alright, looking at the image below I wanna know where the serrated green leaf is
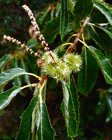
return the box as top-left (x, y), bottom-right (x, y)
top-left (0, 68), bottom-right (27, 86)
top-left (16, 97), bottom-right (37, 140)
top-left (36, 82), bottom-right (56, 140)
top-left (0, 54), bottom-right (12, 69)
top-left (90, 25), bottom-right (112, 60)
top-left (61, 76), bottom-right (79, 137)
top-left (69, 76), bottom-right (79, 126)
top-left (94, 1), bottom-right (112, 25)
top-left (36, 103), bottom-right (55, 140)
top-left (60, 0), bottom-right (68, 40)
top-left (87, 46), bottom-right (112, 85)
top-left (74, 0), bottom-right (93, 20)
top-left (78, 47), bottom-right (99, 95)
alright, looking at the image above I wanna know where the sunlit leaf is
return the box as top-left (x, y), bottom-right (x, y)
top-left (61, 76), bottom-right (79, 137)
top-left (0, 68), bottom-right (27, 86)
top-left (0, 86), bottom-right (18, 110)
top-left (36, 82), bottom-right (56, 140)
top-left (0, 85), bottom-right (31, 110)
top-left (94, 1), bottom-right (112, 25)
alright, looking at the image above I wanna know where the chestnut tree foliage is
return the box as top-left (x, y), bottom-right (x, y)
top-left (0, 0), bottom-right (112, 139)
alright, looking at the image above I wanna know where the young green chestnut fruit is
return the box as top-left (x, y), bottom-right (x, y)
top-left (63, 53), bottom-right (82, 72)
top-left (41, 52), bottom-right (82, 81)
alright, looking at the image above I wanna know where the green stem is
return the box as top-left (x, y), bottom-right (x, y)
top-left (78, 39), bottom-right (88, 47)
top-left (20, 83), bottom-right (38, 90)
top-left (25, 72), bottom-right (41, 80)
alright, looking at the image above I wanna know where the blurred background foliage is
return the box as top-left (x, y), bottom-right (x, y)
top-left (0, 0), bottom-right (112, 140)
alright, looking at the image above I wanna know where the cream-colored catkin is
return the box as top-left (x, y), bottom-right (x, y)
top-left (3, 35), bottom-right (40, 57)
top-left (4, 5), bottom-right (56, 64)
top-left (22, 5), bottom-right (56, 63)
top-left (22, 5), bottom-right (49, 49)
top-left (22, 5), bottom-right (39, 30)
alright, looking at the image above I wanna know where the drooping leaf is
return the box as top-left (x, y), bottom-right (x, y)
top-left (60, 0), bottom-right (68, 40)
top-left (61, 76), bottom-right (79, 137)
top-left (78, 47), bottom-right (99, 95)
top-left (36, 82), bottom-right (56, 140)
top-left (90, 25), bottom-right (112, 60)
top-left (0, 85), bottom-right (31, 110)
top-left (74, 0), bottom-right (93, 20)
top-left (94, 1), bottom-right (112, 25)
top-left (0, 86), bottom-right (18, 110)
top-left (16, 97), bottom-right (37, 140)
top-left (0, 54), bottom-right (12, 69)
top-left (87, 46), bottom-right (112, 85)
top-left (0, 68), bottom-right (27, 86)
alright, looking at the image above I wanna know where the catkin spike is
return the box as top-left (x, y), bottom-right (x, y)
top-left (3, 35), bottom-right (41, 58)
top-left (22, 5), bottom-right (56, 63)
top-left (22, 5), bottom-right (40, 31)
top-left (4, 5), bottom-right (56, 64)
top-left (22, 5), bottom-right (49, 50)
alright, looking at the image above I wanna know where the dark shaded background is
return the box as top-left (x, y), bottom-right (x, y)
top-left (0, 0), bottom-right (112, 140)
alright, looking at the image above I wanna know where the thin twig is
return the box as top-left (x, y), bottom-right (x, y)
top-left (68, 17), bottom-right (90, 53)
